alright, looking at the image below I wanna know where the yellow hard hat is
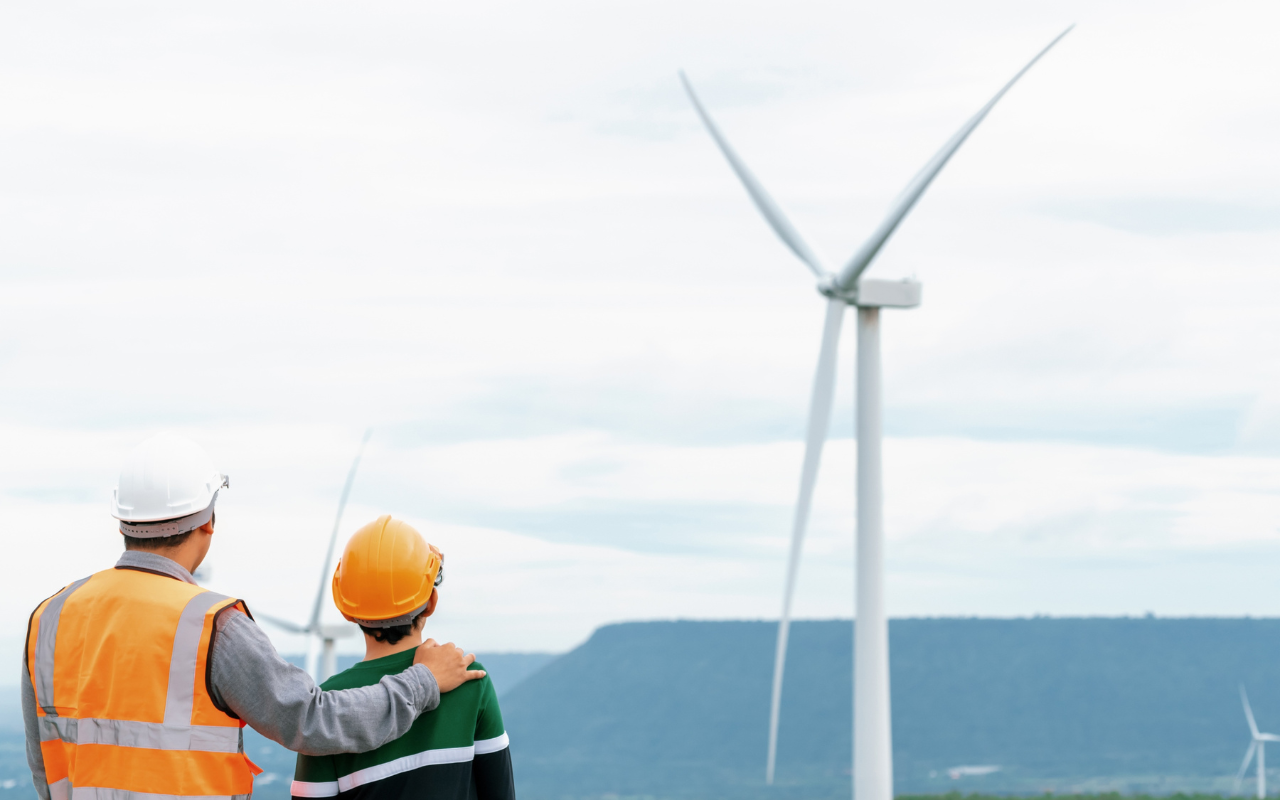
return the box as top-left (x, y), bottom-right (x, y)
top-left (331, 515), bottom-right (444, 627)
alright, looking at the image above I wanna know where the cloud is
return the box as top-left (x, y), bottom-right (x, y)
top-left (1041, 198), bottom-right (1280, 236)
top-left (4, 0), bottom-right (1280, 680)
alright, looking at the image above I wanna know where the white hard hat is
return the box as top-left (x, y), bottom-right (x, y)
top-left (112, 433), bottom-right (229, 538)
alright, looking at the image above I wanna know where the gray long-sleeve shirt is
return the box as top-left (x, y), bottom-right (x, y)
top-left (22, 551), bottom-right (440, 798)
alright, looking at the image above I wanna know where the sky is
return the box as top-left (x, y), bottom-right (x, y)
top-left (2, 0), bottom-right (1280, 675)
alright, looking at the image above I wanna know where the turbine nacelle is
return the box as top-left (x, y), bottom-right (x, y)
top-left (819, 276), bottom-right (923, 309)
top-left (319, 623), bottom-right (358, 640)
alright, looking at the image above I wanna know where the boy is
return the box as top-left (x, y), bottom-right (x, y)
top-left (291, 515), bottom-right (514, 799)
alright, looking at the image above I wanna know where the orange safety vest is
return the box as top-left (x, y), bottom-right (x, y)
top-left (26, 566), bottom-right (262, 799)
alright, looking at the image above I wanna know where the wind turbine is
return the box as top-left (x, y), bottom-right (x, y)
top-left (1236, 685), bottom-right (1280, 799)
top-left (261, 429), bottom-right (372, 683)
top-left (681, 27), bottom-right (1072, 800)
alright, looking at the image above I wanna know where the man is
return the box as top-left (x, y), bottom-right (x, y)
top-left (22, 432), bottom-right (486, 799)
top-left (292, 515), bottom-right (514, 799)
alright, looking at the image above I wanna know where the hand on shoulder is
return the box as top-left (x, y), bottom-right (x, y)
top-left (413, 638), bottom-right (486, 692)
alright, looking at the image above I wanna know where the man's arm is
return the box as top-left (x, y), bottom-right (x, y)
top-left (20, 655), bottom-right (51, 800)
top-left (210, 610), bottom-right (478, 756)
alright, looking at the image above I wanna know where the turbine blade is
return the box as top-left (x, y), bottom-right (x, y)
top-left (308, 428), bottom-right (374, 633)
top-left (1238, 740), bottom-right (1258, 795)
top-left (680, 71), bottom-right (827, 279)
top-left (1243, 685), bottom-right (1261, 738)
top-left (257, 614), bottom-right (308, 635)
top-left (766, 297), bottom-right (846, 784)
top-left (835, 25), bottom-right (1074, 291)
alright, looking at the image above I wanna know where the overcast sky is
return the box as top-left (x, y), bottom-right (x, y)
top-left (3, 0), bottom-right (1280, 675)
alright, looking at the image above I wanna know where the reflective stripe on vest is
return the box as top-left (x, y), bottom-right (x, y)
top-left (36, 586), bottom-right (240, 752)
top-left (48, 779), bottom-right (251, 800)
top-left (34, 577), bottom-right (92, 716)
top-left (28, 569), bottom-right (257, 798)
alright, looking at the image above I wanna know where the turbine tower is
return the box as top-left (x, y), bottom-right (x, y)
top-left (1237, 685), bottom-right (1279, 799)
top-left (261, 428), bottom-right (372, 682)
top-left (681, 27), bottom-right (1071, 800)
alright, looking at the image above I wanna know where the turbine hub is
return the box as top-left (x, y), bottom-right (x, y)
top-left (816, 275), bottom-right (857, 304)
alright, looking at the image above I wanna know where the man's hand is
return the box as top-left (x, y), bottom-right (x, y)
top-left (413, 638), bottom-right (486, 692)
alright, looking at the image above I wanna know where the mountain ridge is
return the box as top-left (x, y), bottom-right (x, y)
top-left (502, 617), bottom-right (1280, 798)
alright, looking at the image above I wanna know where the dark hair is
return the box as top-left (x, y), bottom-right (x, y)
top-left (359, 611), bottom-right (428, 646)
top-left (123, 530), bottom-right (194, 551)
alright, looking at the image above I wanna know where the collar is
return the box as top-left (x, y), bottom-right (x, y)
top-left (115, 551), bottom-right (198, 585)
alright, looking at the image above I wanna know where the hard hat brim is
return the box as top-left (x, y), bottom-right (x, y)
top-left (341, 595), bottom-right (434, 628)
top-left (118, 492), bottom-right (219, 538)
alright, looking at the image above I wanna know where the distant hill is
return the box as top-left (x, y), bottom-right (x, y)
top-left (470, 652), bottom-right (559, 697)
top-left (503, 618), bottom-right (1280, 799)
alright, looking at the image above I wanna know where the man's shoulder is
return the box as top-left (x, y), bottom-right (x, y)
top-left (441, 661), bottom-right (493, 699)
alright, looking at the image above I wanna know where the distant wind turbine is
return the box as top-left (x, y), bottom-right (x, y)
top-left (1236, 685), bottom-right (1279, 799)
top-left (681, 26), bottom-right (1072, 800)
top-left (261, 429), bottom-right (372, 683)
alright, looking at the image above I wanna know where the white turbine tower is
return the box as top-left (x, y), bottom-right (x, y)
top-left (261, 429), bottom-right (371, 683)
top-left (681, 27), bottom-right (1071, 800)
top-left (1237, 685), bottom-right (1280, 799)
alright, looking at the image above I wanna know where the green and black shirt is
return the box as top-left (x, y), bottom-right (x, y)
top-left (291, 653), bottom-right (514, 800)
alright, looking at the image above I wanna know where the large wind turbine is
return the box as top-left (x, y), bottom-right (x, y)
top-left (682, 27), bottom-right (1071, 800)
top-left (1236, 685), bottom-right (1280, 799)
top-left (261, 428), bottom-right (372, 683)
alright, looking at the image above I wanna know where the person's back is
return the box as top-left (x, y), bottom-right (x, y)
top-left (28, 561), bottom-right (258, 797)
top-left (292, 655), bottom-right (511, 798)
top-left (292, 514), bottom-right (514, 800)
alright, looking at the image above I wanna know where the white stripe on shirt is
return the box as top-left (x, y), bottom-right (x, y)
top-left (474, 732), bottom-right (510, 755)
top-left (290, 779), bottom-right (340, 798)
top-left (339, 744), bottom-right (475, 791)
top-left (291, 732), bottom-right (510, 796)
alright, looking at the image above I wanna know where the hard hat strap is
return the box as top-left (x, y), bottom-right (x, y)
top-left (119, 492), bottom-right (219, 539)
